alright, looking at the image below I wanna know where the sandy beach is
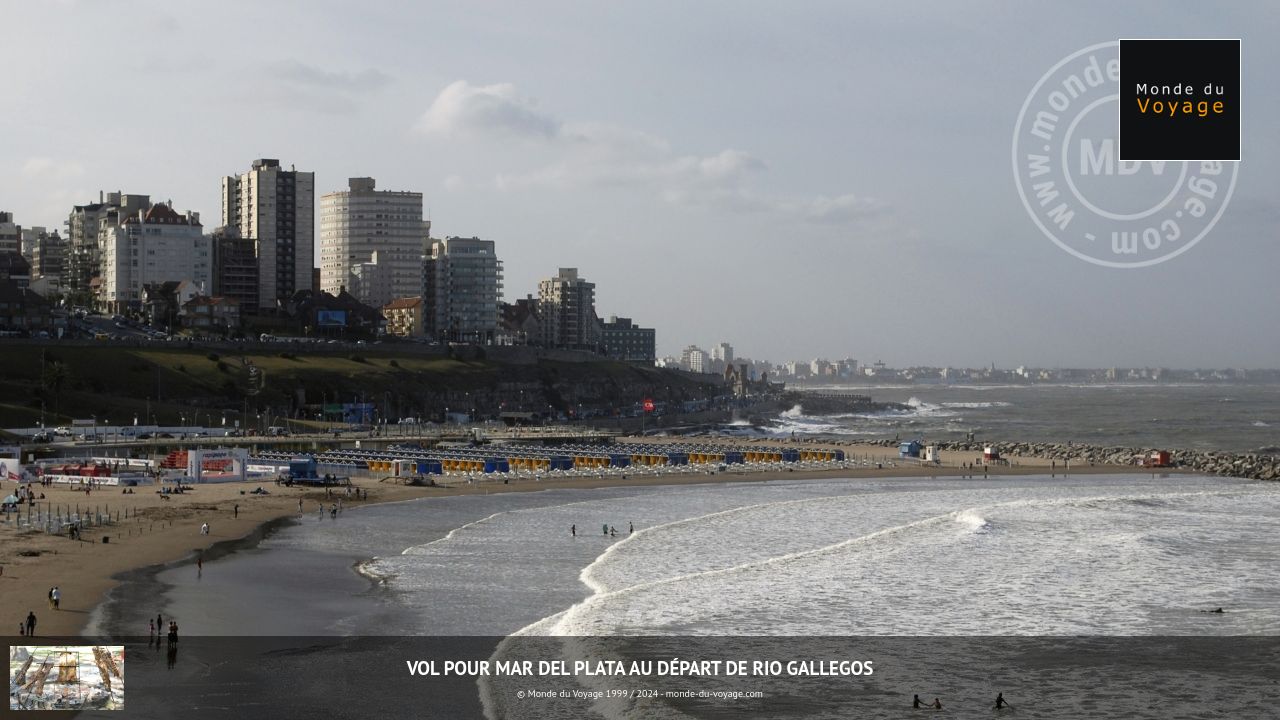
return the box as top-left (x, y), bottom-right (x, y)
top-left (0, 437), bottom-right (1170, 637)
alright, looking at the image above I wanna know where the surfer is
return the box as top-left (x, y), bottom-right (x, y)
top-left (995, 692), bottom-right (1011, 710)
top-left (1201, 607), bottom-right (1224, 613)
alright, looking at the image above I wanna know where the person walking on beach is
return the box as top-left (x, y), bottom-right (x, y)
top-left (298, 499), bottom-right (303, 513)
top-left (200, 522), bottom-right (209, 535)
top-left (47, 587), bottom-right (54, 609)
top-left (234, 504), bottom-right (239, 518)
top-left (25, 611), bottom-right (36, 636)
top-left (51, 586), bottom-right (60, 610)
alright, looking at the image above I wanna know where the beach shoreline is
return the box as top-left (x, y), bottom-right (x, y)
top-left (1, 437), bottom-right (1189, 638)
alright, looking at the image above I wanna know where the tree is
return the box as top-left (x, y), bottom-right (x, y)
top-left (41, 360), bottom-right (71, 421)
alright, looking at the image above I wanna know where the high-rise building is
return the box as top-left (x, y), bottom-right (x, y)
top-left (537, 268), bottom-right (598, 350)
top-left (0, 212), bottom-right (21, 254)
top-left (221, 159), bottom-right (314, 312)
top-left (99, 203), bottom-right (211, 313)
top-left (66, 192), bottom-right (152, 297)
top-left (319, 177), bottom-right (426, 309)
top-left (711, 342), bottom-right (734, 364)
top-left (210, 226), bottom-right (260, 311)
top-left (600, 316), bottom-right (656, 362)
top-left (25, 227), bottom-right (66, 284)
top-left (684, 346), bottom-right (710, 373)
top-left (423, 236), bottom-right (503, 343)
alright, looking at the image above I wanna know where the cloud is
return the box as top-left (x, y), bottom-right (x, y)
top-left (421, 79), bottom-right (889, 227)
top-left (417, 80), bottom-right (560, 139)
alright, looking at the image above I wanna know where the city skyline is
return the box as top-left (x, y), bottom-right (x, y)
top-left (3, 1), bottom-right (1278, 367)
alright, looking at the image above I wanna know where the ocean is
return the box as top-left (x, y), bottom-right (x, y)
top-left (754, 383), bottom-right (1280, 453)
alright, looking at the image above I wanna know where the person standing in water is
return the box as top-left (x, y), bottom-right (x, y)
top-left (929, 698), bottom-right (942, 709)
top-left (995, 692), bottom-right (1011, 710)
top-left (571, 524), bottom-right (576, 538)
top-left (913, 694), bottom-right (924, 708)
top-left (629, 521), bottom-right (634, 534)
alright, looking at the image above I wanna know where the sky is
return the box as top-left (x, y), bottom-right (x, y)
top-left (2, 0), bottom-right (1277, 368)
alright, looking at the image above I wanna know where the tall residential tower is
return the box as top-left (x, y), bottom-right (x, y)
top-left (319, 177), bottom-right (427, 309)
top-left (221, 159), bottom-right (314, 312)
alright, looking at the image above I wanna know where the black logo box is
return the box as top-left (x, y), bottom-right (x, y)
top-left (1119, 38), bottom-right (1241, 161)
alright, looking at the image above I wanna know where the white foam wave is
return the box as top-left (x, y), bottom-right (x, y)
top-left (547, 508), bottom-right (984, 636)
top-left (942, 401), bottom-right (1013, 409)
top-left (521, 487), bottom-right (1261, 637)
top-left (953, 508), bottom-right (994, 532)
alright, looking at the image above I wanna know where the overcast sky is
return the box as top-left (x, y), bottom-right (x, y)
top-left (3, 1), bottom-right (1277, 368)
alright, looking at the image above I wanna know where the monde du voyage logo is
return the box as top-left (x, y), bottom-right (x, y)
top-left (1012, 40), bottom-right (1240, 268)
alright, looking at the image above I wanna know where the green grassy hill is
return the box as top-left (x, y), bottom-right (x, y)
top-left (0, 342), bottom-right (717, 429)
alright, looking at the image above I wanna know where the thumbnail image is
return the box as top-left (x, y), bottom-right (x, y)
top-left (9, 645), bottom-right (124, 711)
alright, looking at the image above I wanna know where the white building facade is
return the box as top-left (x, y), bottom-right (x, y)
top-left (537, 267), bottom-right (598, 350)
top-left (320, 177), bottom-right (426, 309)
top-left (99, 204), bottom-right (211, 313)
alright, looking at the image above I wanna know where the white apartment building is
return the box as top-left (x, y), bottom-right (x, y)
top-left (537, 267), bottom-right (598, 349)
top-left (221, 159), bottom-right (314, 311)
top-left (67, 192), bottom-right (152, 295)
top-left (711, 342), bottom-right (734, 363)
top-left (320, 177), bottom-right (426, 309)
top-left (99, 204), bottom-right (211, 313)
